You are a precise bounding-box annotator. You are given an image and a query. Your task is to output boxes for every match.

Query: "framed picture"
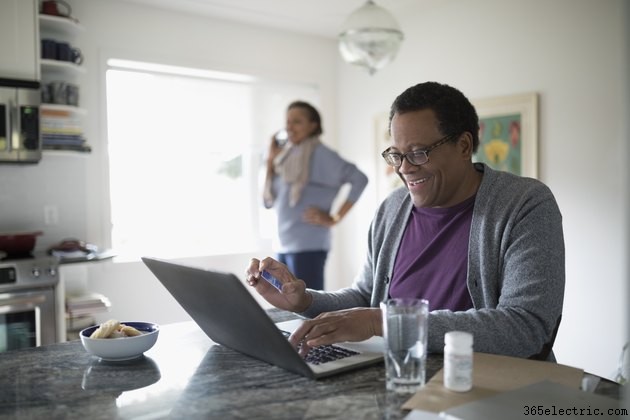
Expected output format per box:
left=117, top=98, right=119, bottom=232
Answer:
left=472, top=92, right=539, bottom=178
left=374, top=111, right=404, bottom=204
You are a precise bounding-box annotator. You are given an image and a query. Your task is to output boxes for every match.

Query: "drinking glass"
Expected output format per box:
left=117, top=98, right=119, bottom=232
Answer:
left=381, top=298, right=429, bottom=393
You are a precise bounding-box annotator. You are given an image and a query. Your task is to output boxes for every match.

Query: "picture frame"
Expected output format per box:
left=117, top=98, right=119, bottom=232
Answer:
left=472, top=92, right=539, bottom=178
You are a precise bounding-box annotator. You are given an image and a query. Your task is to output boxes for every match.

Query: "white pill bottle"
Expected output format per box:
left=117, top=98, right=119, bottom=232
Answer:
left=443, top=331, right=473, bottom=392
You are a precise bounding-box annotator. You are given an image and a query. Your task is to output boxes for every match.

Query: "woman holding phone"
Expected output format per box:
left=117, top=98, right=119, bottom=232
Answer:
left=262, top=101, right=368, bottom=290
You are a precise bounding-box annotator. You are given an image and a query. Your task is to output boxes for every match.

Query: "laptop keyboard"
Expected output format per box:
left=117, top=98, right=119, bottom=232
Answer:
left=281, top=331, right=359, bottom=365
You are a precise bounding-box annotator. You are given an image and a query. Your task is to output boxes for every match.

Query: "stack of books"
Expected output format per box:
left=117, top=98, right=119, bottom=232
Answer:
left=66, top=292, right=111, bottom=318
left=66, top=293, right=111, bottom=340
left=41, top=107, right=91, bottom=152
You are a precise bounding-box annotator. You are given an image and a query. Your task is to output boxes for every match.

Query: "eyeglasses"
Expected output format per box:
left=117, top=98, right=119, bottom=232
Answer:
left=381, top=134, right=456, bottom=167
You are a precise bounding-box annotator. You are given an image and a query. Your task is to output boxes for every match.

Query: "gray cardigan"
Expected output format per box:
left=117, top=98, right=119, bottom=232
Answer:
left=302, top=164, right=565, bottom=360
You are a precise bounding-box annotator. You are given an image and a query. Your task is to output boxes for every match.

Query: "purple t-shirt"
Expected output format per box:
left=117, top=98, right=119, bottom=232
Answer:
left=389, top=194, right=476, bottom=312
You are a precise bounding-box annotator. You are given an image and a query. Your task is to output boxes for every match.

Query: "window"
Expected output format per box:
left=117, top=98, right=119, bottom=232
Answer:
left=105, top=59, right=319, bottom=261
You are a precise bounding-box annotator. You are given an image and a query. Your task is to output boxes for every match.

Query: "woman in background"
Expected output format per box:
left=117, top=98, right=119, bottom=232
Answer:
left=263, top=101, right=368, bottom=290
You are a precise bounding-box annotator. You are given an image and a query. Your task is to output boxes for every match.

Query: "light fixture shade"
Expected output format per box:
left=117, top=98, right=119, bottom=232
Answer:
left=338, top=0, right=404, bottom=75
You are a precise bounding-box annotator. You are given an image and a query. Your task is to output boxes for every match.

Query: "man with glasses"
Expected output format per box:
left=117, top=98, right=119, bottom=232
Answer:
left=246, top=81, right=565, bottom=361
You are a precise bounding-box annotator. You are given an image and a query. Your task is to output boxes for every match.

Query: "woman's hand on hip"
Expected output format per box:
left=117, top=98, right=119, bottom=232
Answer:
left=303, top=206, right=336, bottom=227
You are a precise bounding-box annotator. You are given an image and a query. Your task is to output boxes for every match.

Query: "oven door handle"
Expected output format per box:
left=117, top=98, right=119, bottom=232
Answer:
left=0, top=292, right=47, bottom=314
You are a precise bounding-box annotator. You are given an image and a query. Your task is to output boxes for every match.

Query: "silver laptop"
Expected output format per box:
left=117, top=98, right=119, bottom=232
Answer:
left=142, top=256, right=384, bottom=379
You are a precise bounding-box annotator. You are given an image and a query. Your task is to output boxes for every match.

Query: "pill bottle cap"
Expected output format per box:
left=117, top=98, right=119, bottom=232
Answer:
left=445, top=331, right=473, bottom=347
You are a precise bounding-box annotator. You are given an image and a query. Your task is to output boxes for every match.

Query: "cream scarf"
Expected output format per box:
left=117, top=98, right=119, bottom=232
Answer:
left=264, top=136, right=320, bottom=207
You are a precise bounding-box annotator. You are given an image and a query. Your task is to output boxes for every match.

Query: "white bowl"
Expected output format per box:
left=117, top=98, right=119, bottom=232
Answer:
left=80, top=322, right=160, bottom=361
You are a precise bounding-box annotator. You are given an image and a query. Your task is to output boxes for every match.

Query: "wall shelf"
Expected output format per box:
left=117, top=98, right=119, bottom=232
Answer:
left=40, top=59, right=85, bottom=76
left=39, top=13, right=90, bottom=158
left=39, top=14, right=84, bottom=36
left=43, top=148, right=91, bottom=156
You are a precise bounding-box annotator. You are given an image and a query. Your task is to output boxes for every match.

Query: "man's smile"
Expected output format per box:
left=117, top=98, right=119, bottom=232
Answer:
left=406, top=176, right=430, bottom=187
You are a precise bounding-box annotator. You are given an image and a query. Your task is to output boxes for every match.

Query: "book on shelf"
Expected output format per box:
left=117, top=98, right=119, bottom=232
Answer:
left=42, top=134, right=85, bottom=143
left=66, top=292, right=111, bottom=316
left=40, top=116, right=82, bottom=128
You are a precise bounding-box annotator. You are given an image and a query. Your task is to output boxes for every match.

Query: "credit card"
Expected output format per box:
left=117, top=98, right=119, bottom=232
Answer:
left=261, top=270, right=283, bottom=291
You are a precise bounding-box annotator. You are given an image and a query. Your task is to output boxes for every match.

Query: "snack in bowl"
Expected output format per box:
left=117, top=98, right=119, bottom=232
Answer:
left=89, top=319, right=142, bottom=339
left=80, top=320, right=159, bottom=361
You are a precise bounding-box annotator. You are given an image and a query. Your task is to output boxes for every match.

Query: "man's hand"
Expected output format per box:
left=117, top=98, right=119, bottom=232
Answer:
left=245, top=257, right=312, bottom=313
left=288, top=308, right=382, bottom=357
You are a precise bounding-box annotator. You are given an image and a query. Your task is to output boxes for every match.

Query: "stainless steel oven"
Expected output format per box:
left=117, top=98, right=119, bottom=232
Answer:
left=0, top=256, right=60, bottom=351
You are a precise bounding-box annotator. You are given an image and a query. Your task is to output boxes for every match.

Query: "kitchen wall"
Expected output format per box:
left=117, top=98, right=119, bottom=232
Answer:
left=0, top=0, right=626, bottom=380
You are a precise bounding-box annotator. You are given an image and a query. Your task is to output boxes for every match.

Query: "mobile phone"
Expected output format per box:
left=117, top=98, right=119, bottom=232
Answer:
left=274, top=129, right=288, bottom=147
left=261, top=270, right=283, bottom=291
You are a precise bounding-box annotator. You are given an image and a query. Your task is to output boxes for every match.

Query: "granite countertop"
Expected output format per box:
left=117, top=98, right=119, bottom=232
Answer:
left=0, top=309, right=622, bottom=419
left=0, top=309, right=432, bottom=419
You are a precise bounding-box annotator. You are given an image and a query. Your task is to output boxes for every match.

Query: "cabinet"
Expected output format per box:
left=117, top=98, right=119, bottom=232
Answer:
left=0, top=0, right=39, bottom=81
left=39, top=13, right=90, bottom=153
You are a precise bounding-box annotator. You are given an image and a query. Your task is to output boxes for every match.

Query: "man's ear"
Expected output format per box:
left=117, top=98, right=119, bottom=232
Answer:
left=457, top=132, right=475, bottom=159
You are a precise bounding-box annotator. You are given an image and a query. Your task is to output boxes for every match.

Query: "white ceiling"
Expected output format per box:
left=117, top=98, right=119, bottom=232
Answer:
left=116, top=0, right=418, bottom=38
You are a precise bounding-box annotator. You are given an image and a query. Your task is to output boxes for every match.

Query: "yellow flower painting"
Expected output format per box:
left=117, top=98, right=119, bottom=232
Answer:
left=484, top=139, right=510, bottom=164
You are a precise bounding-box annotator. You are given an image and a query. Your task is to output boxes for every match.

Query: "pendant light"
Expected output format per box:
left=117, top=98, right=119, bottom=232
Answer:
left=338, top=0, right=404, bottom=75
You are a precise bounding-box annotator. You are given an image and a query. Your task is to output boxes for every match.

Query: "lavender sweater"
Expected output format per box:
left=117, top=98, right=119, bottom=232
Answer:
left=302, top=164, right=565, bottom=360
